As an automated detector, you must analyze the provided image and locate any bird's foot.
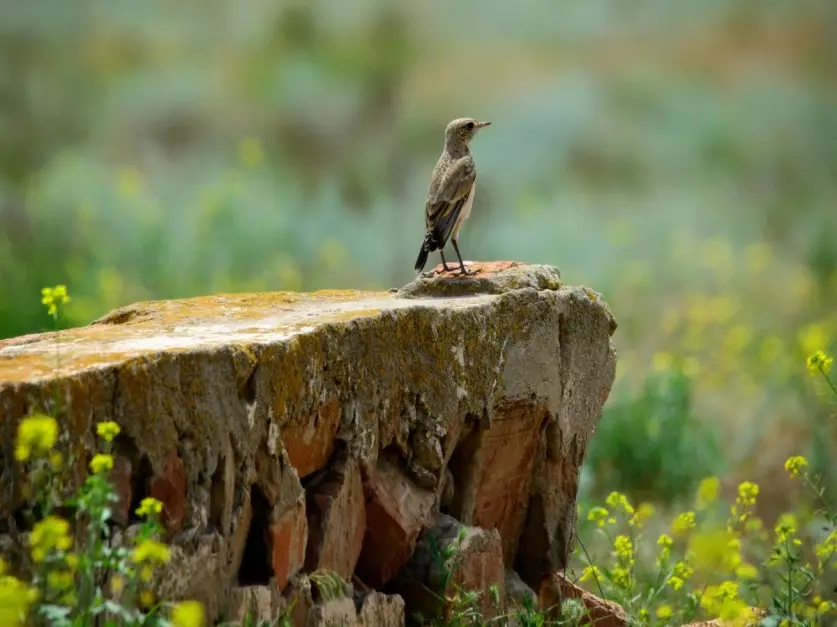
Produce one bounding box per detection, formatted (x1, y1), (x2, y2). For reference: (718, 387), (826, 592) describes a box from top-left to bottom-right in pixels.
(457, 265), (476, 276)
(442, 263), (453, 273)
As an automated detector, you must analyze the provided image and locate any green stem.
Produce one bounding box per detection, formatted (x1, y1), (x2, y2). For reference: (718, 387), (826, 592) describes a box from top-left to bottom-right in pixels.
(820, 367), (837, 397)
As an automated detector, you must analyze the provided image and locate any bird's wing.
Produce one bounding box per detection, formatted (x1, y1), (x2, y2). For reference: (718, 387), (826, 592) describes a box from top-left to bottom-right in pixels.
(425, 158), (475, 247)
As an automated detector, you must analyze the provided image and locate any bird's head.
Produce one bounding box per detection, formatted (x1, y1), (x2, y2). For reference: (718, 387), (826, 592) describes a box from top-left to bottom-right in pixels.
(445, 117), (491, 146)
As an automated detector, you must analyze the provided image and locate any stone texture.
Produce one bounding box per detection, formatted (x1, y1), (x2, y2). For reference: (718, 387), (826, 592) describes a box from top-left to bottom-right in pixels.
(355, 456), (435, 587)
(110, 454), (133, 526)
(285, 574), (405, 627)
(357, 591), (406, 626)
(397, 261), (563, 299)
(0, 263), (617, 623)
(226, 584), (282, 624)
(394, 514), (504, 621)
(505, 569), (537, 608)
(540, 572), (629, 627)
(304, 451), (366, 580)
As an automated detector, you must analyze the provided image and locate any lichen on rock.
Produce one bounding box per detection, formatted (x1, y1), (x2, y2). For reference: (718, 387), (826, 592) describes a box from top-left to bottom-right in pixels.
(0, 262), (616, 622)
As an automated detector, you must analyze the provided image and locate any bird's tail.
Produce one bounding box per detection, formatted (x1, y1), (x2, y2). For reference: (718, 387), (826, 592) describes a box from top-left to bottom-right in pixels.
(414, 244), (430, 273)
(414, 231), (436, 273)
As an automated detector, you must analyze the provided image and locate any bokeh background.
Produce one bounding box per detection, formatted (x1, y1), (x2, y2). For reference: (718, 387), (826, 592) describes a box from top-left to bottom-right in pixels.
(2, 0), (836, 516)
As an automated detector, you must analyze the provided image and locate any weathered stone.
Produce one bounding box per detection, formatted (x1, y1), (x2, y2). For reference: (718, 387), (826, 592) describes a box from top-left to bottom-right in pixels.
(270, 497), (308, 590)
(357, 591), (406, 626)
(355, 456), (435, 587)
(505, 569), (537, 608)
(110, 454), (133, 526)
(225, 489), (252, 582)
(468, 401), (549, 562)
(157, 533), (225, 619)
(394, 514), (504, 621)
(149, 448), (187, 533)
(208, 436), (236, 535)
(0, 264), (617, 623)
(226, 583), (282, 624)
(540, 572), (629, 627)
(397, 261), (563, 299)
(304, 453), (365, 580)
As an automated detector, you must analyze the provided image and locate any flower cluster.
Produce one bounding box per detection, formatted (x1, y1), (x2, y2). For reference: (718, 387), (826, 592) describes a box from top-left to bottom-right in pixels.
(15, 414), (58, 462)
(41, 284), (71, 318)
(806, 350), (833, 375)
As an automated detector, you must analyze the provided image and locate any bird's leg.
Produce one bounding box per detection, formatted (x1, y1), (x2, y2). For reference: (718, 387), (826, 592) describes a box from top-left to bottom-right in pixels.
(451, 239), (474, 275)
(439, 250), (452, 273)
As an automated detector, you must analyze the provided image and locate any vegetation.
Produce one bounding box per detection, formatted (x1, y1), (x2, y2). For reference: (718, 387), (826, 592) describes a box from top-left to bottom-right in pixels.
(2, 1), (836, 624)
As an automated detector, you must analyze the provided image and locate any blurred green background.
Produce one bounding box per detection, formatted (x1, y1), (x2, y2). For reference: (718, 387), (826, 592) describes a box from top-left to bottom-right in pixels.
(1, 0), (836, 513)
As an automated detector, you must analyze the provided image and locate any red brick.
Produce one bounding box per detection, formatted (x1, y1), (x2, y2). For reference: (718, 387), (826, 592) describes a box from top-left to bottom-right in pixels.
(270, 498), (307, 589)
(304, 457), (365, 579)
(281, 398), (341, 479)
(470, 401), (548, 561)
(355, 457), (434, 587)
(149, 449), (187, 533)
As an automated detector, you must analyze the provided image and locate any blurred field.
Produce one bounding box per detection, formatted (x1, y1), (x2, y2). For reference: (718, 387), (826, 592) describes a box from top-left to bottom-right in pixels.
(2, 0), (836, 512)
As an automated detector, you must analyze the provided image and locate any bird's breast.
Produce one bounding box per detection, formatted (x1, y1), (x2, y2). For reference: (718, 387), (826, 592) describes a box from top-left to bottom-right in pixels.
(456, 181), (476, 227)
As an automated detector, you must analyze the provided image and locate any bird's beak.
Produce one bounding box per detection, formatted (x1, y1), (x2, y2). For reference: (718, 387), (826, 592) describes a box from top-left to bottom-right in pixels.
(477, 121), (491, 128)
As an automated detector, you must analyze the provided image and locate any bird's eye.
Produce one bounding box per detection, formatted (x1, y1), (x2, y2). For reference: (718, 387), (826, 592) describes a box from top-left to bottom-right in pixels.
(465, 122), (475, 131)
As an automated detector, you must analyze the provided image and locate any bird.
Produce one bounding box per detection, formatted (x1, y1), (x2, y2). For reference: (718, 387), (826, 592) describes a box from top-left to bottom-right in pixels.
(414, 117), (491, 276)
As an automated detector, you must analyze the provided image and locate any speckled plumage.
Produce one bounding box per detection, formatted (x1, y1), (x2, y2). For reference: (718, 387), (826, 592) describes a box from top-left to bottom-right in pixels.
(414, 117), (491, 275)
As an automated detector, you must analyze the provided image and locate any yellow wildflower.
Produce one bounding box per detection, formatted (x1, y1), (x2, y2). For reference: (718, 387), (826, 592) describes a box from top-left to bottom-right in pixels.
(656, 605), (673, 619)
(586, 507), (610, 527)
(673, 561), (694, 580)
(110, 574), (125, 596)
(170, 600), (206, 627)
(613, 535), (633, 561)
(657, 533), (673, 548)
(696, 476), (720, 509)
(139, 589), (155, 607)
(89, 453), (114, 474)
(96, 421), (121, 442)
(579, 565), (601, 583)
(29, 516), (72, 562)
(736, 482), (758, 506)
(611, 566), (630, 589)
(15, 414), (59, 462)
(814, 530), (836, 565)
(784, 456), (808, 479)
(0, 573), (35, 627)
(630, 502), (655, 527)
(774, 513), (798, 543)
(46, 570), (73, 591)
(41, 284), (71, 317)
(136, 497), (164, 518)
(807, 350), (833, 375)
(605, 491), (635, 516)
(667, 575), (684, 591)
(672, 511), (696, 535)
(132, 539), (171, 565)
(689, 529), (740, 573)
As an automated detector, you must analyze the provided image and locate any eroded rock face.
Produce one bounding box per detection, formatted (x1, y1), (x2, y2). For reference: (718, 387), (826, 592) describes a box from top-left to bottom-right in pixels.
(0, 262), (617, 623)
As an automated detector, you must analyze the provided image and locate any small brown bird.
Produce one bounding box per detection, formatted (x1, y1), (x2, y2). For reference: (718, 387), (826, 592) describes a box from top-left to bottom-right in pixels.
(414, 117), (491, 275)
